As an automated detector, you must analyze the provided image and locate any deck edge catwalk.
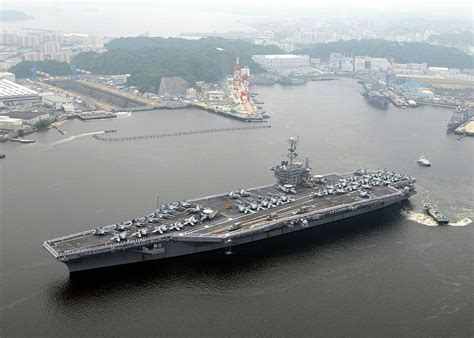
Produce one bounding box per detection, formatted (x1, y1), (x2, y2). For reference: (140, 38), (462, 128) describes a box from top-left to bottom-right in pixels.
(43, 137), (417, 272)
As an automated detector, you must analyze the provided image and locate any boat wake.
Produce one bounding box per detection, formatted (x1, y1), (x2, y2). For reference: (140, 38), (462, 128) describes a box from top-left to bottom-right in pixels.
(403, 210), (472, 227)
(403, 211), (438, 226)
(46, 131), (105, 146)
(449, 218), (472, 226)
(449, 206), (474, 226)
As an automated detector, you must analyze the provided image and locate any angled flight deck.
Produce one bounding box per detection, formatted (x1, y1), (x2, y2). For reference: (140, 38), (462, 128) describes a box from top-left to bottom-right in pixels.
(44, 137), (416, 272)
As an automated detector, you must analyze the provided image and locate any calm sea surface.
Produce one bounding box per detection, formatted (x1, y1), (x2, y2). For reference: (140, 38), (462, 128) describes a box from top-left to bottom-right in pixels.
(1, 79), (473, 336)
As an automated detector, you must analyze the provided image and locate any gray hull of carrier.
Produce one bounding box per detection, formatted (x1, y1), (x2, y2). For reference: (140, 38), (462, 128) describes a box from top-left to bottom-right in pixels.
(43, 137), (416, 272)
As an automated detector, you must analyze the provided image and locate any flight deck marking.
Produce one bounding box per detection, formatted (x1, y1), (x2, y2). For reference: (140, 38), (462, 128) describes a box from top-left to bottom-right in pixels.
(57, 187), (374, 249)
(185, 210), (261, 236)
(195, 192), (317, 236)
(210, 227), (228, 234)
(71, 194), (313, 244)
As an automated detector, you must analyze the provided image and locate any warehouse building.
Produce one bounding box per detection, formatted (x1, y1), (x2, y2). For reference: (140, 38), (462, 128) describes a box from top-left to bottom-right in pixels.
(399, 81), (435, 100)
(41, 93), (72, 110)
(0, 115), (22, 134)
(0, 79), (40, 105)
(252, 54), (310, 74)
(0, 110), (51, 126)
(0, 72), (16, 82)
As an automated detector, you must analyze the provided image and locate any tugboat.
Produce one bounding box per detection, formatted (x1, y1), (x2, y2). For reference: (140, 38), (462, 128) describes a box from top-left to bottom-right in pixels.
(423, 203), (449, 225)
(417, 156), (431, 167)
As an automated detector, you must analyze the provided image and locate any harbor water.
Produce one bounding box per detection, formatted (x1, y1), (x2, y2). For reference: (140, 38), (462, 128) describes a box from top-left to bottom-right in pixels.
(1, 79), (473, 336)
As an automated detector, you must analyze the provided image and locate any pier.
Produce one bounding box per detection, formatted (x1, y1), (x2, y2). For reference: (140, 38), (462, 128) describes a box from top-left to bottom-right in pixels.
(48, 79), (162, 109)
(454, 120), (474, 136)
(92, 125), (271, 142)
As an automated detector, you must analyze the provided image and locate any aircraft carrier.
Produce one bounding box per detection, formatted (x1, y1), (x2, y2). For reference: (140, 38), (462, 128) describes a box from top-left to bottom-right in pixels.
(43, 137), (417, 273)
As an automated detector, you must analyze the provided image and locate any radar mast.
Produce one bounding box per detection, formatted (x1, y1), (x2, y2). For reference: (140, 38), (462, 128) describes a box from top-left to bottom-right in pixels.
(272, 137), (312, 187)
(287, 137), (298, 167)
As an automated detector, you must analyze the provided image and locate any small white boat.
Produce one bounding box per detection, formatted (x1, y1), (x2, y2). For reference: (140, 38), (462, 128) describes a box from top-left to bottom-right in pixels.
(417, 156), (431, 167)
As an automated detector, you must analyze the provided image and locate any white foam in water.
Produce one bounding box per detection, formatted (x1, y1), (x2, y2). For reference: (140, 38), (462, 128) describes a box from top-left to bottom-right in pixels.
(46, 131), (105, 146)
(404, 211), (439, 226)
(449, 218), (472, 227)
(403, 210), (472, 227)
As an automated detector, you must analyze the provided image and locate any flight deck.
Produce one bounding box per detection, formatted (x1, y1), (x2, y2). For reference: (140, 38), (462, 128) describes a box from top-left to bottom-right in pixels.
(47, 174), (410, 257)
(43, 137), (416, 272)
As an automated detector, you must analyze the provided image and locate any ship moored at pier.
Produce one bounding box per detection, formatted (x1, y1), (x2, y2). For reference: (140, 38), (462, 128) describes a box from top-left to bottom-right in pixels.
(43, 137), (417, 273)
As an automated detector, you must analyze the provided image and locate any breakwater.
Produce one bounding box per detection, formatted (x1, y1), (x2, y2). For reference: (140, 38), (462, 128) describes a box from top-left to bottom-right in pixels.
(92, 125), (271, 142)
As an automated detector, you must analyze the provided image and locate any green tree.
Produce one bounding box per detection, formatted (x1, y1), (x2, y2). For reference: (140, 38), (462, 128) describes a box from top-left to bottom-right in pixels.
(71, 37), (283, 92)
(33, 118), (52, 130)
(10, 60), (71, 78)
(299, 39), (473, 69)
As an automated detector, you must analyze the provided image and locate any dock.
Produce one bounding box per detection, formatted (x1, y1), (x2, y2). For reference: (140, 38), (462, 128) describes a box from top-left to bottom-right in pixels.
(49, 78), (163, 110)
(454, 119), (474, 136)
(187, 61), (267, 122)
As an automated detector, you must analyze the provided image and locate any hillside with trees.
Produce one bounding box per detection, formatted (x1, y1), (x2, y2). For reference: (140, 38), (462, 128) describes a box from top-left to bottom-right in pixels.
(9, 60), (71, 78)
(299, 39), (473, 69)
(427, 31), (473, 47)
(72, 37), (283, 92)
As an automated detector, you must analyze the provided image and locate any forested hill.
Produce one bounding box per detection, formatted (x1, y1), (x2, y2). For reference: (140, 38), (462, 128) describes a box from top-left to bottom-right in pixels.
(427, 31), (473, 47)
(72, 37), (283, 92)
(9, 60), (70, 78)
(299, 39), (473, 69)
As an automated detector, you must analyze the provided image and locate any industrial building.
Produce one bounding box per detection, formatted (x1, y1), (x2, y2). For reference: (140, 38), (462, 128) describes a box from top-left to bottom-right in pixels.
(206, 90), (225, 101)
(399, 81), (435, 100)
(0, 115), (22, 134)
(41, 93), (72, 110)
(0, 79), (40, 105)
(354, 56), (390, 72)
(0, 110), (51, 126)
(0, 72), (16, 82)
(61, 103), (75, 113)
(354, 56), (368, 72)
(390, 62), (428, 75)
(329, 53), (354, 72)
(252, 54), (310, 74)
(0, 56), (22, 71)
(369, 57), (390, 71)
(185, 87), (197, 99)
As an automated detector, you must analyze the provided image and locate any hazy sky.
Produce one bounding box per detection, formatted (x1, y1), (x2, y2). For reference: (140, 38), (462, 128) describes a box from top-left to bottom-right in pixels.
(3, 0), (471, 36)
(5, 0), (473, 14)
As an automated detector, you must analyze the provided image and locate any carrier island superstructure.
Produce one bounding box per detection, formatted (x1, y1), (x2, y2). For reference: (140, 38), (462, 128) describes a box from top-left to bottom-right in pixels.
(44, 138), (417, 273)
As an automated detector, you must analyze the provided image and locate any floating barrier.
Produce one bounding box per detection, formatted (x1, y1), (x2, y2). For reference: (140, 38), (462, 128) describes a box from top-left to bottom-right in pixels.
(92, 125), (271, 142)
